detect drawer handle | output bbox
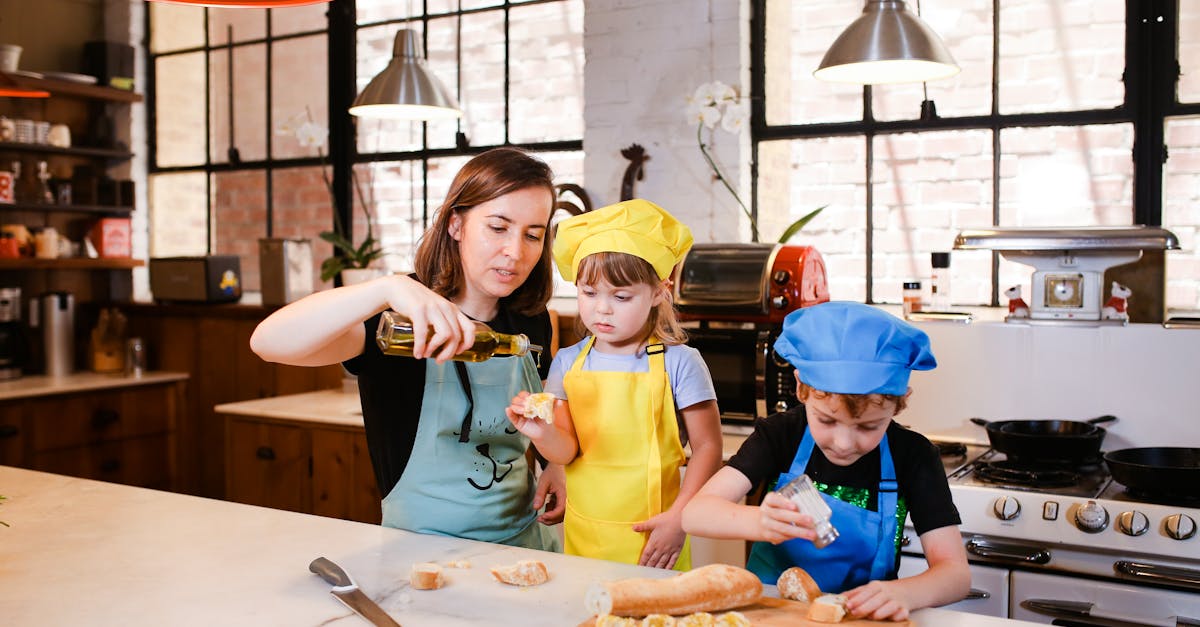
[91,409,120,429]
[256,446,276,461]
[0,424,18,439]
[100,459,121,473]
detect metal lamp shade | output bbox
[147,0,330,6]
[814,0,959,85]
[350,30,462,121]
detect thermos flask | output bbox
[38,291,74,377]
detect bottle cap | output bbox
[931,252,951,268]
[903,281,921,290]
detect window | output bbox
[148,0,583,292]
[752,0,1200,312]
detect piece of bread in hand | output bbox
[490,559,550,586]
[585,563,762,618]
[777,566,822,603]
[522,392,556,423]
[409,562,444,590]
[807,594,849,623]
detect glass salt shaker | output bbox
[776,474,839,548]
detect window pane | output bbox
[541,150,584,191]
[150,173,208,256]
[872,130,994,305]
[998,124,1134,226]
[212,170,267,290]
[271,35,328,160]
[272,166,332,290]
[356,1,419,22]
[210,44,267,164]
[1180,0,1200,102]
[209,8,266,46]
[458,10,506,147]
[150,4,205,53]
[425,16,463,150]
[757,137,867,302]
[356,25,426,153]
[367,161,426,273]
[510,1,584,143]
[155,52,207,167]
[1164,116,1200,311]
[462,0,504,10]
[270,4,328,36]
[998,0,1124,114]
[872,1,992,121]
[765,0,863,126]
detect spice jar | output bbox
[902,281,923,317]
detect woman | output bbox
[251,147,563,551]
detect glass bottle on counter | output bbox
[902,281,923,317]
[776,473,839,548]
[375,310,542,362]
[930,252,951,311]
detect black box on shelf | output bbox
[82,41,135,90]
[150,256,243,303]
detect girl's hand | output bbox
[382,275,476,362]
[633,510,685,570]
[533,463,566,525]
[844,580,912,622]
[758,491,817,544]
[504,392,554,440]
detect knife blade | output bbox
[1025,599,1176,627]
[310,556,401,627]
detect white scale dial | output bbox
[1074,500,1109,533]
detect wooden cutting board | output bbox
[579,597,913,627]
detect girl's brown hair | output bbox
[795,381,908,417]
[413,147,556,316]
[575,251,687,346]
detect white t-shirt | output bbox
[544,338,717,412]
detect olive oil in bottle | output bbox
[375,310,541,362]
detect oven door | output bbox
[686,325,767,425]
[899,555,1009,618]
[1011,570,1200,625]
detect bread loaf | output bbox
[807,594,848,623]
[584,564,762,618]
[409,562,444,590]
[776,566,822,602]
[490,559,550,586]
[522,392,556,423]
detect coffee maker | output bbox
[0,287,29,379]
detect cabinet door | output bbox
[311,428,381,524]
[27,388,171,453]
[225,418,306,513]
[0,402,23,466]
[33,435,171,489]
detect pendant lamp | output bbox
[349,29,462,121]
[814,0,959,85]
[146,1,330,7]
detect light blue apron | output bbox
[381,353,560,551]
[746,429,899,592]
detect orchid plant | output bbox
[686,80,824,243]
[276,111,384,282]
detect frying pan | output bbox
[970,415,1117,464]
[1104,447,1200,499]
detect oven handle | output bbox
[965,538,1051,564]
[1114,560,1200,589]
[964,588,990,600]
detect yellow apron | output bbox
[562,337,692,570]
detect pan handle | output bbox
[969,417,989,427]
[1087,415,1117,425]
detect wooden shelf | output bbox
[1,202,132,215]
[2,73,142,103]
[0,258,144,270]
[0,141,134,160]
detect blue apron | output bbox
[381,353,560,552]
[746,429,899,592]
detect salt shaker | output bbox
[776,474,839,548]
[125,337,146,377]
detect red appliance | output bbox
[673,243,829,324]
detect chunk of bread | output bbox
[676,613,714,627]
[490,559,550,586]
[807,594,848,623]
[596,616,640,627]
[641,614,676,626]
[409,562,444,590]
[776,566,822,603]
[522,392,556,423]
[713,612,751,627]
[584,564,762,618]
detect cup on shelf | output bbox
[46,124,70,148]
[34,226,59,259]
[12,119,34,144]
[0,117,13,142]
[0,45,21,73]
[34,121,50,145]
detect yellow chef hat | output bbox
[552,199,694,283]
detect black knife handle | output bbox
[310,557,353,587]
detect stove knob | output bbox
[771,295,790,310]
[1165,514,1197,541]
[992,496,1021,521]
[1115,510,1149,537]
[1074,500,1109,533]
[772,270,791,285]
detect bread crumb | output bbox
[445,560,471,569]
[490,559,550,587]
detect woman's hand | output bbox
[757,491,816,544]
[633,509,686,569]
[844,580,913,622]
[382,275,477,362]
[533,463,566,525]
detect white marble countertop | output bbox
[0,371,189,401]
[0,466,1040,626]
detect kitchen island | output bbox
[0,466,1038,626]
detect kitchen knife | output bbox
[1024,599,1179,627]
[310,556,401,627]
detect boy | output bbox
[682,302,969,622]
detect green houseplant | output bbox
[686,80,824,243]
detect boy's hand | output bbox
[844,580,912,621]
[633,510,685,570]
[758,491,818,544]
[504,392,552,439]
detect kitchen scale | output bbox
[954,227,1179,321]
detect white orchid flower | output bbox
[692,81,726,106]
[295,121,328,149]
[721,100,749,133]
[699,104,722,129]
[712,81,738,104]
[274,112,306,137]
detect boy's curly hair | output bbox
[795,381,908,418]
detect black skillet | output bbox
[1104,447,1200,499]
[970,415,1117,464]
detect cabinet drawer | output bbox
[27,387,172,452]
[32,434,172,489]
[226,419,306,513]
[0,403,23,466]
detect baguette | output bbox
[409,562,444,590]
[807,594,848,623]
[584,564,762,618]
[490,559,550,586]
[776,566,822,602]
[522,392,556,423]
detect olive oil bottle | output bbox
[375,310,541,362]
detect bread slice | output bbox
[490,559,550,586]
[807,594,848,623]
[776,566,822,603]
[595,616,639,627]
[522,392,556,423]
[409,562,444,590]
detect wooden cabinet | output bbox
[224,414,380,525]
[0,402,24,466]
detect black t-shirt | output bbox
[727,406,961,537]
[344,294,553,497]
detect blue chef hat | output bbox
[774,302,937,396]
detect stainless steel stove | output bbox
[901,439,1200,625]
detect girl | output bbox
[507,199,723,570]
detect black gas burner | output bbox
[972,460,1080,488]
[935,441,967,458]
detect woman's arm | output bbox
[250,274,477,367]
[844,524,970,621]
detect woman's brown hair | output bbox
[413,147,556,316]
[574,251,687,346]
